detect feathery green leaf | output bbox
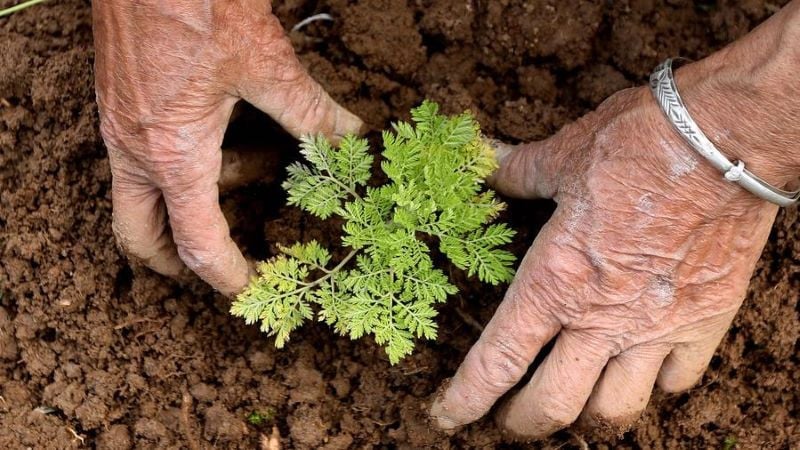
[233,101,518,364]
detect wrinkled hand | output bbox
[93,0,362,295]
[429,85,782,438]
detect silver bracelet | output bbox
[649,58,800,207]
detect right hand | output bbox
[430,85,781,439]
[92,0,362,296]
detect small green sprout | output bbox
[247,408,276,427]
[231,101,517,364]
[722,435,737,450]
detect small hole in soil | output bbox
[674,392,691,409]
[742,339,761,357]
[40,327,57,342]
[739,402,751,414]
[221,102,298,260]
[113,265,134,300]
[420,32,447,57]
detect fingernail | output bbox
[334,107,364,138]
[482,137,515,165]
[492,140,514,165]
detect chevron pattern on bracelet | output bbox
[650,58,799,206]
[650,64,707,154]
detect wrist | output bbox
[672,4,800,189]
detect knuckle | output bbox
[251,33,301,83]
[275,79,329,135]
[176,244,218,275]
[298,84,328,127]
[153,154,219,200]
[98,117,125,150]
[475,336,529,392]
[157,167,215,206]
[538,398,580,428]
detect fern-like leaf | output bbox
[233,101,519,364]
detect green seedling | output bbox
[247,408,276,427]
[231,101,517,364]
[722,435,738,450]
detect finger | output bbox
[488,137,573,200]
[498,331,611,440]
[160,154,251,297]
[429,284,561,430]
[657,326,728,393]
[429,246,562,430]
[218,146,282,193]
[235,15,363,141]
[110,163,185,278]
[578,343,671,430]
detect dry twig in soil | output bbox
[181,386,201,450]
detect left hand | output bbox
[429,86,777,439]
[429,3,800,438]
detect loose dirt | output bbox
[1,0,796,448]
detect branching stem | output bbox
[232,101,517,364]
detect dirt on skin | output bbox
[0,0,797,448]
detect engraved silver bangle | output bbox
[649,58,800,207]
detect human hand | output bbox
[429,85,778,438]
[430,3,800,437]
[92,0,362,296]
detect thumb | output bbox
[234,14,363,142]
[488,132,582,200]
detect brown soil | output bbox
[1,0,797,448]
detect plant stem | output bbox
[266,248,359,303]
[309,249,358,287]
[0,0,47,18]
